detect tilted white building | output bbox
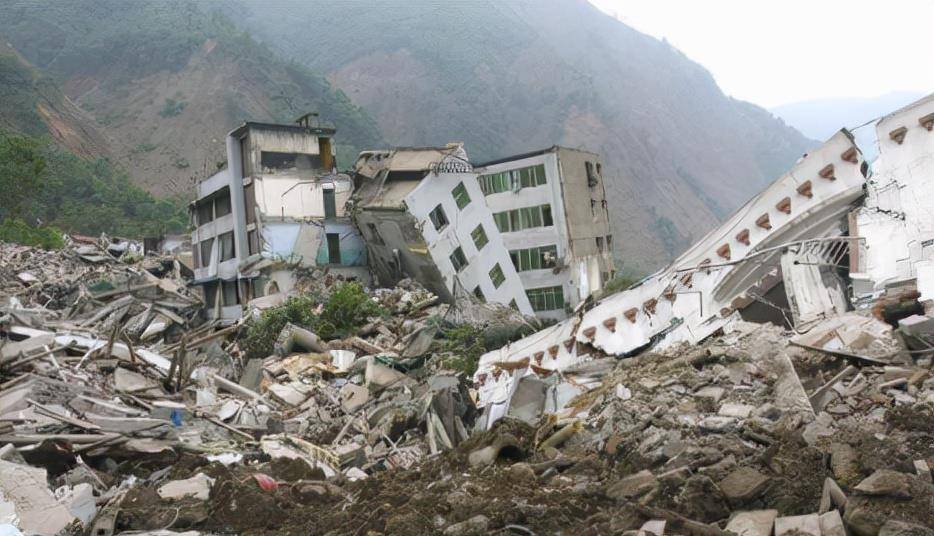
[353,145,615,321]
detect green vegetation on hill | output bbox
[0,131,187,242]
[1,0,383,193]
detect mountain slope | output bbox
[772,91,926,141]
[0,40,109,158]
[0,0,384,195]
[223,0,815,267]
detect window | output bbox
[219,232,235,261]
[473,286,486,302]
[214,190,231,218]
[221,280,240,306]
[192,241,201,268]
[606,235,613,251]
[586,161,600,187]
[470,224,488,251]
[199,238,214,266]
[203,281,218,307]
[196,199,213,225]
[526,286,565,311]
[260,151,321,171]
[429,204,449,231]
[247,229,259,255]
[509,245,558,272]
[489,263,506,288]
[326,233,342,264]
[367,223,385,246]
[492,204,554,233]
[323,188,337,219]
[449,247,468,272]
[478,164,546,195]
[452,182,471,210]
[596,236,604,252]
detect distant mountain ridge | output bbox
[772,91,927,141]
[1,0,816,268]
[216,0,816,268]
[0,0,383,194]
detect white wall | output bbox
[476,152,572,316]
[856,93,934,300]
[254,173,353,220]
[405,170,533,313]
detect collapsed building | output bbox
[353,144,615,321]
[474,95,934,424]
[190,115,367,321]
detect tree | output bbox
[0,134,45,221]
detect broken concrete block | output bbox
[725,510,778,536]
[58,483,96,525]
[878,520,934,536]
[275,323,325,356]
[829,442,861,485]
[157,473,214,501]
[718,403,755,419]
[506,462,536,483]
[267,382,311,407]
[818,510,846,536]
[726,510,778,536]
[605,470,657,500]
[639,519,666,535]
[914,459,932,483]
[467,434,520,468]
[802,412,835,446]
[340,383,369,412]
[0,459,75,535]
[774,514,821,536]
[698,415,736,433]
[330,349,356,372]
[365,358,407,390]
[616,384,632,400]
[694,386,725,411]
[854,469,913,498]
[718,467,770,504]
[114,367,161,393]
[443,514,490,536]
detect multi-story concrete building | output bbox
[474,146,615,320]
[353,144,615,321]
[191,116,368,321]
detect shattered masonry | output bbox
[1,93,934,535]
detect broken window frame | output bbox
[509,244,558,272]
[214,189,232,218]
[429,204,449,232]
[199,238,214,266]
[221,279,240,306]
[473,285,486,302]
[449,246,468,272]
[478,164,546,195]
[526,285,564,311]
[471,224,489,251]
[219,232,235,262]
[492,204,554,233]
[452,182,471,210]
[489,263,506,288]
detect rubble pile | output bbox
[3,242,934,535]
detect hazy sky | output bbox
[588,0,934,108]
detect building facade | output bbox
[191,117,368,321]
[353,144,615,321]
[474,147,615,320]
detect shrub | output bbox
[241,295,318,360]
[313,282,385,340]
[240,282,385,359]
[0,219,64,249]
[439,324,487,376]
